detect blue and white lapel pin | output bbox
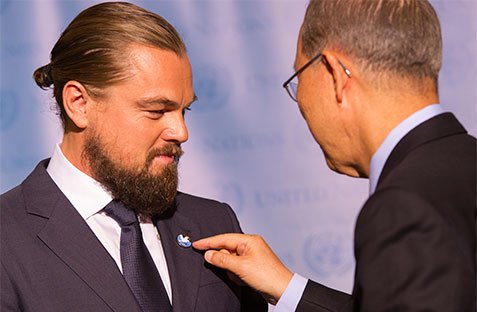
[176,233,192,248]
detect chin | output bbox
[325,159,336,171]
[147,166,166,176]
[325,158,358,177]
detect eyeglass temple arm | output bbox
[338,60,352,78]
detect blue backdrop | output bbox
[1,0,476,298]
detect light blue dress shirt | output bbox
[274,104,445,312]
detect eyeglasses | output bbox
[282,52,352,102]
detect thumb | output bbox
[204,250,241,273]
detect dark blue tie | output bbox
[104,200,172,312]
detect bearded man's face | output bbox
[80,46,195,218]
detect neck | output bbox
[61,130,92,177]
[357,91,438,176]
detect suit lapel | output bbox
[24,161,141,312]
[377,113,467,189]
[156,207,202,312]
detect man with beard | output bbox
[194,0,476,311]
[0,2,266,312]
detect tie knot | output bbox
[104,200,138,227]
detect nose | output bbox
[162,112,189,144]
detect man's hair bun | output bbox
[33,64,53,89]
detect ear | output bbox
[322,51,352,104]
[62,81,92,129]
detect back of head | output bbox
[302,0,442,92]
[33,1,186,127]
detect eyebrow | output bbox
[136,94,198,109]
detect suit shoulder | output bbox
[380,132,475,204]
[359,187,469,232]
[359,188,432,224]
[174,192,237,221]
[1,159,49,214]
[1,184,25,215]
[175,192,228,208]
[175,192,241,233]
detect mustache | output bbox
[146,144,184,166]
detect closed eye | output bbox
[146,110,165,119]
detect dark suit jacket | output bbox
[0,160,267,312]
[296,113,476,312]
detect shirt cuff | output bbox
[273,273,308,312]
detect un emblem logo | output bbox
[304,231,353,278]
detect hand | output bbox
[192,233,293,303]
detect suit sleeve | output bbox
[296,280,352,312]
[354,188,475,311]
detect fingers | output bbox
[195,233,293,302]
[204,250,242,272]
[193,233,253,252]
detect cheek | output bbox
[96,118,154,159]
[118,124,160,156]
[296,88,311,117]
[296,79,318,115]
[297,92,319,123]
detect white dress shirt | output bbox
[46,144,172,303]
[275,104,446,311]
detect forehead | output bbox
[108,45,194,104]
[128,45,192,83]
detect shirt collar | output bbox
[369,104,444,195]
[46,144,112,220]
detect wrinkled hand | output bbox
[192,234,293,303]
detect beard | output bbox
[83,133,183,219]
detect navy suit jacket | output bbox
[296,113,476,311]
[0,160,267,312]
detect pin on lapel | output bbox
[176,233,192,248]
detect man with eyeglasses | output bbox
[194,0,476,311]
